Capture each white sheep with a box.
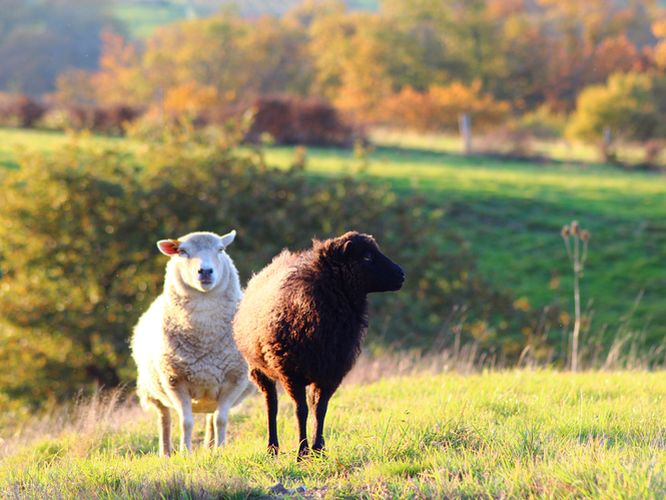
[131,230,252,456]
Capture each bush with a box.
[59,105,143,135]
[0,128,554,408]
[566,72,657,144]
[516,106,567,140]
[0,93,46,128]
[244,96,357,146]
[381,82,510,133]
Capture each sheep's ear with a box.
[219,230,236,248]
[157,239,180,256]
[341,238,357,258]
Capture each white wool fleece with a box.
[131,231,252,455]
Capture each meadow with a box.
[1,369,665,497]
[1,127,665,497]
[2,126,663,351]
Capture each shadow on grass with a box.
[134,478,264,499]
[2,478,265,499]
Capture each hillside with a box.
[264,144,666,347]
[113,0,379,38]
[0,127,664,351]
[2,370,664,497]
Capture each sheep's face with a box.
[336,232,405,294]
[157,230,236,293]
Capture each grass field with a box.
[113,2,193,39]
[1,370,664,497]
[111,0,381,39]
[1,126,665,349]
[263,145,666,349]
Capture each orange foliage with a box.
[651,19,666,70]
[591,35,647,80]
[163,82,218,116]
[381,82,510,132]
[91,31,149,107]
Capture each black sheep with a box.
[233,231,405,458]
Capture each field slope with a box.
[264,144,666,347]
[1,127,665,348]
[1,371,665,497]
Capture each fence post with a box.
[459,112,472,155]
[602,126,613,162]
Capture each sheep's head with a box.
[325,231,405,294]
[157,230,237,293]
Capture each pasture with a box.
[0,128,664,497]
[1,127,664,349]
[1,370,664,497]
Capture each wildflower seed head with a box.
[580,230,590,242]
[561,225,570,238]
[571,220,579,235]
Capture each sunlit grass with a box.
[370,127,657,165]
[1,371,664,497]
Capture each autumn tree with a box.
[567,72,664,161]
[381,81,509,132]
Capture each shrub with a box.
[566,72,657,145]
[244,96,357,146]
[59,105,143,135]
[0,93,46,128]
[381,82,510,133]
[516,105,567,140]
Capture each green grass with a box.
[1,127,665,346]
[113,2,191,39]
[0,128,129,170]
[2,371,665,497]
[111,0,379,39]
[262,144,666,346]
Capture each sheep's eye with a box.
[178,249,189,257]
[218,247,225,253]
[362,253,373,263]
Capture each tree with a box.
[567,72,657,145]
[0,0,119,95]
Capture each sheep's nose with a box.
[198,267,213,277]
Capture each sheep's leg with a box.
[154,401,172,457]
[214,379,249,447]
[204,414,215,449]
[285,381,309,460]
[168,385,194,453]
[251,369,279,455]
[309,385,334,454]
[178,399,194,453]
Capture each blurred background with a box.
[0,0,665,417]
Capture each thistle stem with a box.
[572,236,581,372]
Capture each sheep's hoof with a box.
[267,444,279,456]
[296,446,310,462]
[311,446,326,458]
